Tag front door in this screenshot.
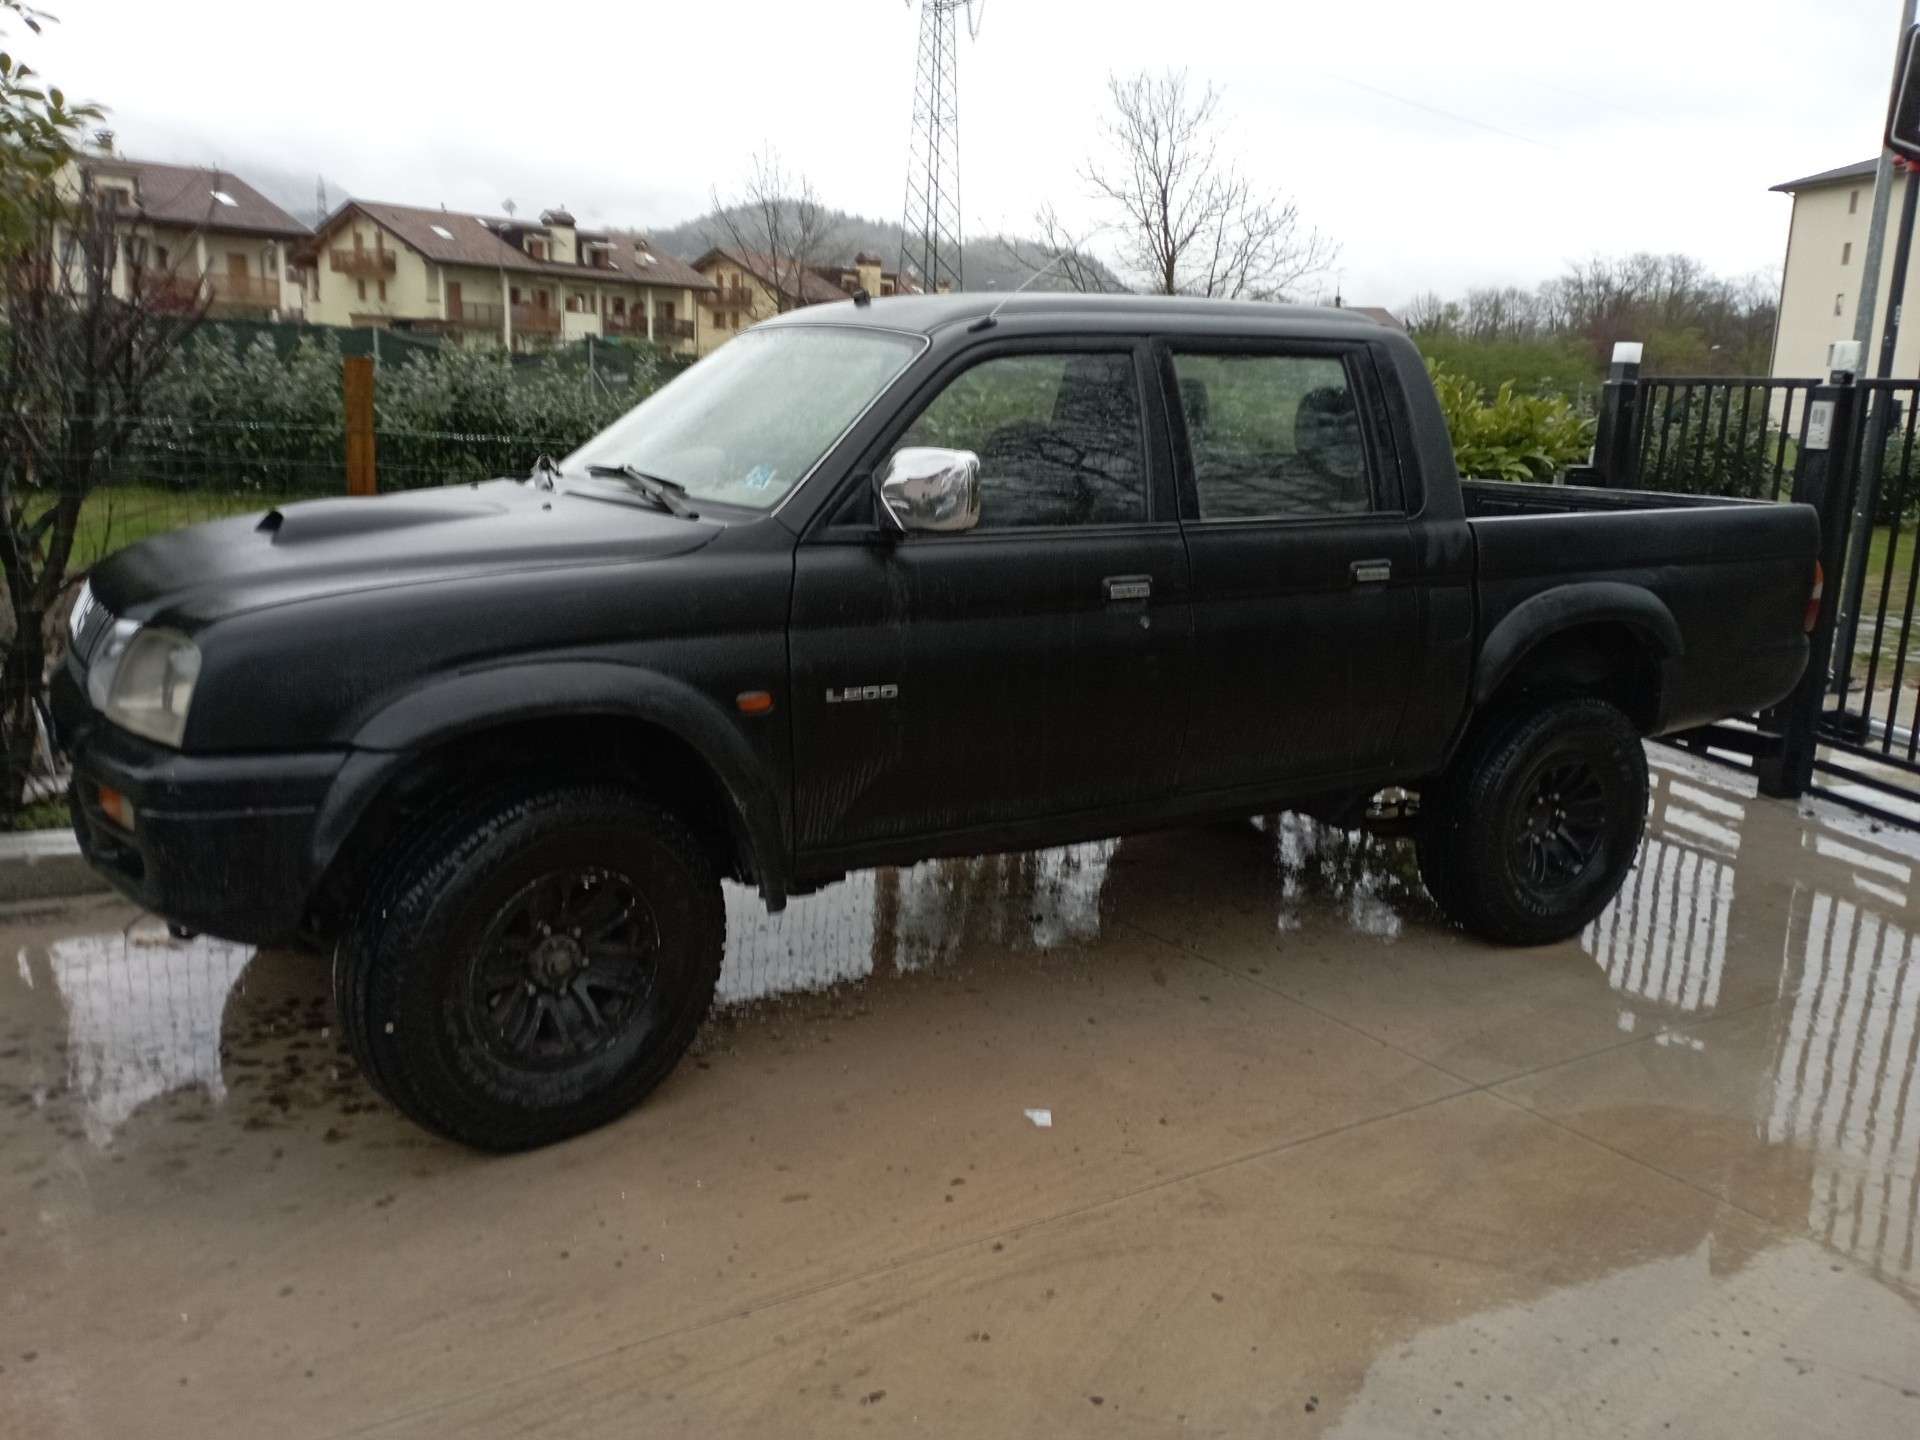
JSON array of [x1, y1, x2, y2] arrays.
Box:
[[789, 341, 1191, 860], [1167, 344, 1420, 793], [445, 279, 463, 323]]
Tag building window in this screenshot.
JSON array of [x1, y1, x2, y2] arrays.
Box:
[[1836, 292, 1846, 317], [1850, 188, 1860, 215], [377, 279, 387, 302], [1843, 241, 1853, 265], [357, 278, 366, 302], [527, 238, 546, 260], [511, 287, 521, 305]]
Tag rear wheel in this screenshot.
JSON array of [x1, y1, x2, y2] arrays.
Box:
[[336, 784, 723, 1151], [1416, 698, 1646, 945]]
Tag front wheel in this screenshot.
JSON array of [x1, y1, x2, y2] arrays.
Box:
[[336, 784, 724, 1151], [1416, 698, 1647, 946]]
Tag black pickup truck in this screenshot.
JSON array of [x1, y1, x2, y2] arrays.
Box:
[[53, 294, 1818, 1149]]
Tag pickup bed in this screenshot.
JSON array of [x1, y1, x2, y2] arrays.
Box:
[[53, 293, 1818, 1149]]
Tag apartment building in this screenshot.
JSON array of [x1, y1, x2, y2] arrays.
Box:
[[1770, 158, 1920, 378], [296, 202, 713, 354], [75, 154, 309, 318], [690, 248, 916, 354]]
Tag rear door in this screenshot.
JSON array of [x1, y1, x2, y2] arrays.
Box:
[[788, 338, 1191, 857], [1165, 341, 1419, 793]]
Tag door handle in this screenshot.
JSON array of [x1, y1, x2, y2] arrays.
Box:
[[1350, 559, 1392, 585], [1104, 575, 1153, 602]]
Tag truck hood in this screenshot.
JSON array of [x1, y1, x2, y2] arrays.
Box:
[[90, 478, 722, 627]]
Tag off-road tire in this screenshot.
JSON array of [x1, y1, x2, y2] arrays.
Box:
[[335, 784, 724, 1151], [1416, 698, 1647, 946]]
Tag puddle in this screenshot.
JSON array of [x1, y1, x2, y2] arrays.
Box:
[[0, 744, 1913, 1290]]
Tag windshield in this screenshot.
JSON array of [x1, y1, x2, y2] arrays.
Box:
[[562, 326, 923, 510]]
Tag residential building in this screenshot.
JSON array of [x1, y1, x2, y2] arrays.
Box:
[[73, 153, 309, 318], [294, 202, 712, 354], [1770, 158, 1920, 379], [690, 248, 916, 354], [1330, 298, 1405, 330]]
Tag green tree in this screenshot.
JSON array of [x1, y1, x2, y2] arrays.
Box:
[[0, 4, 96, 245]]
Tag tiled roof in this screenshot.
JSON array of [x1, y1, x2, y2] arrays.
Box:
[[82, 157, 309, 239], [1345, 305, 1405, 330], [1770, 159, 1878, 194], [313, 200, 713, 290]]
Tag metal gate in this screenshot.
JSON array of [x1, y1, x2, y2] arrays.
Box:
[[1582, 353, 1920, 826]]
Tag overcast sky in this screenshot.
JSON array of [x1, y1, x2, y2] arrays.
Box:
[[27, 0, 1911, 304]]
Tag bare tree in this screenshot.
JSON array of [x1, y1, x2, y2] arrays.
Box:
[[1078, 69, 1336, 300], [1005, 202, 1123, 294], [707, 146, 840, 314], [0, 170, 206, 810]]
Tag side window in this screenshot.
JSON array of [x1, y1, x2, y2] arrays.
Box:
[[892, 352, 1146, 528], [1172, 353, 1373, 520]]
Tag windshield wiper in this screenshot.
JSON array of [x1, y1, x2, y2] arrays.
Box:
[[585, 463, 700, 520]]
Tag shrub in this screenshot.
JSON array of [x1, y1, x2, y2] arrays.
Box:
[[1632, 387, 1787, 501], [123, 333, 667, 497], [1428, 362, 1594, 482]]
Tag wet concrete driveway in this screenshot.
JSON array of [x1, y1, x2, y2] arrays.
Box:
[[2, 748, 1917, 1437]]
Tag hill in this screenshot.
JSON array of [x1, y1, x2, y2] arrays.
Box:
[[645, 207, 1125, 294]]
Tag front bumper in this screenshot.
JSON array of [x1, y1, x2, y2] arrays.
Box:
[[52, 660, 347, 946]]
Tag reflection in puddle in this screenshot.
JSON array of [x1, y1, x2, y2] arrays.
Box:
[[1582, 766, 1741, 1015], [1583, 836, 1733, 1013], [33, 922, 252, 1146], [721, 841, 1116, 1003], [1768, 890, 1920, 1284], [1263, 813, 1422, 939], [6, 743, 1920, 1289]]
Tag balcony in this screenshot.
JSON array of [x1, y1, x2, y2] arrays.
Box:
[[137, 271, 206, 312], [701, 285, 755, 311], [330, 248, 398, 278], [655, 317, 695, 341], [514, 302, 561, 334], [206, 273, 282, 311]]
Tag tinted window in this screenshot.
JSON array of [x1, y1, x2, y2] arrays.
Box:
[[893, 352, 1146, 528], [1173, 353, 1372, 519]]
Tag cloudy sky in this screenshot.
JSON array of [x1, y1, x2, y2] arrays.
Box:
[[26, 0, 1909, 304]]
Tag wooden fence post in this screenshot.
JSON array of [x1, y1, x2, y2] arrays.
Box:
[[343, 354, 376, 496]]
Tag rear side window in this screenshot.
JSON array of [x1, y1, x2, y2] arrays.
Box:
[[1172, 353, 1372, 520], [891, 352, 1146, 528]]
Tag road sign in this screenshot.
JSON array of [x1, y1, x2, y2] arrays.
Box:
[[1889, 25, 1920, 161]]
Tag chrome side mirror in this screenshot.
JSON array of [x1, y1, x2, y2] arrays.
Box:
[[877, 446, 981, 534]]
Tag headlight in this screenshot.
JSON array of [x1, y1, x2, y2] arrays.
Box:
[[68, 579, 97, 645], [89, 623, 201, 747]]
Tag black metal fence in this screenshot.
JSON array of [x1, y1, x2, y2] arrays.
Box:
[[1587, 349, 1920, 826]]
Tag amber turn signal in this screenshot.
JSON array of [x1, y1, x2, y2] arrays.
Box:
[[735, 690, 775, 715], [97, 784, 136, 831]]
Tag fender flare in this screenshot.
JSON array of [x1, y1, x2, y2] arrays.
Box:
[[310, 660, 788, 908], [1472, 582, 1683, 710]]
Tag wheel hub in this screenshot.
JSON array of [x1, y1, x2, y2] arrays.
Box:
[[529, 933, 584, 987], [466, 867, 661, 1072], [1512, 759, 1608, 889]]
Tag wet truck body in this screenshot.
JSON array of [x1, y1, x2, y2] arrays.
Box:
[[51, 293, 1820, 1149]]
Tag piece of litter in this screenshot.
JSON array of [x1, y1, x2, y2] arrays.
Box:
[[1023, 1108, 1053, 1128]]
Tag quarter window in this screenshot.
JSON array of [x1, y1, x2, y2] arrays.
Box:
[[891, 352, 1147, 528], [1172, 353, 1372, 519]]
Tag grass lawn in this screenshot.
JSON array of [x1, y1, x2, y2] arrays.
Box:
[[28, 484, 286, 574], [1847, 524, 1920, 693]]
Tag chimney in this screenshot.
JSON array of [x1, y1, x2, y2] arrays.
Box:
[[854, 251, 885, 298], [541, 206, 578, 265]]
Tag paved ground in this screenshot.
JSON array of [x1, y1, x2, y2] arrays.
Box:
[[2, 748, 1918, 1438]]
